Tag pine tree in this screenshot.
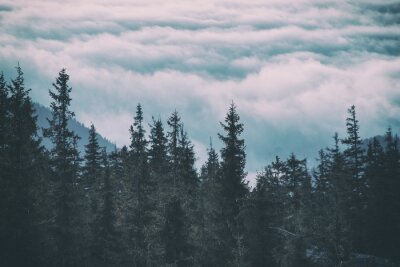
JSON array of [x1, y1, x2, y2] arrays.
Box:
[[109, 147, 130, 265], [4, 65, 42, 266], [43, 68, 84, 267], [163, 112, 197, 266], [314, 149, 330, 195], [177, 126, 198, 203], [0, 72, 8, 152], [84, 124, 102, 194], [325, 133, 352, 265], [162, 195, 190, 267], [167, 110, 182, 193], [376, 129, 400, 263], [148, 117, 169, 265], [342, 105, 364, 181], [149, 117, 169, 199], [364, 137, 384, 258], [281, 153, 311, 267], [217, 102, 248, 266], [97, 148, 120, 267], [0, 65, 47, 267], [266, 156, 292, 265], [311, 149, 331, 256], [127, 104, 152, 266], [177, 126, 199, 260], [244, 162, 285, 267], [197, 140, 222, 267], [0, 72, 9, 258], [83, 123, 104, 265], [341, 105, 366, 252]]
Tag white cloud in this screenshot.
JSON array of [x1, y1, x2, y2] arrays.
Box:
[[0, 0, 399, 174]]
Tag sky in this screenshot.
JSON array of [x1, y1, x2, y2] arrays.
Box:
[[1, 0, 399, 183]]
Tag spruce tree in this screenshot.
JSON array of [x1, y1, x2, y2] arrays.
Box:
[[176, 127, 199, 254], [43, 69, 84, 267], [148, 117, 169, 265], [97, 148, 120, 267], [244, 163, 285, 267], [197, 140, 222, 267], [0, 65, 47, 267], [0, 72, 9, 258], [83, 123, 103, 265], [341, 105, 366, 251], [164, 112, 197, 266], [314, 149, 330, 195], [84, 124, 102, 194], [177, 127, 198, 201], [364, 137, 384, 258], [149, 117, 169, 198], [109, 147, 130, 265], [167, 110, 182, 193], [342, 105, 364, 181], [281, 154, 311, 267], [311, 149, 331, 254], [162, 195, 190, 267], [325, 133, 352, 265], [127, 104, 151, 266], [0, 72, 8, 153], [217, 102, 248, 266], [378, 129, 400, 263]]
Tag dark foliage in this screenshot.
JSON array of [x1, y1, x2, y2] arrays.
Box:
[[0, 66, 399, 267]]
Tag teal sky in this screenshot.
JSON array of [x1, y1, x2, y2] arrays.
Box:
[[1, 0, 399, 183]]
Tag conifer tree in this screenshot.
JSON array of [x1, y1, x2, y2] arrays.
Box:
[[341, 105, 366, 251], [314, 149, 330, 195], [97, 148, 120, 267], [83, 124, 104, 265], [1, 68, 53, 267], [364, 137, 384, 258], [149, 117, 169, 198], [148, 117, 169, 265], [244, 162, 285, 267], [197, 140, 222, 267], [167, 110, 182, 193], [281, 154, 311, 267], [325, 133, 352, 265], [84, 124, 102, 194], [162, 195, 190, 267], [127, 104, 152, 266], [177, 127, 198, 202], [176, 127, 199, 256], [311, 149, 331, 252], [217, 102, 248, 266], [0, 72, 7, 153], [109, 147, 130, 265], [0, 65, 47, 267], [164, 112, 197, 266], [43, 68, 84, 267], [376, 129, 400, 263], [0, 72, 9, 254]]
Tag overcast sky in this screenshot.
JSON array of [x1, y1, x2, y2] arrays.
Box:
[[1, 0, 399, 182]]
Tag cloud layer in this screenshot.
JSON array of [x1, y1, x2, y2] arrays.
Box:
[[1, 0, 399, 181]]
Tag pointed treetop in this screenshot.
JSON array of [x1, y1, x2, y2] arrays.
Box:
[[129, 103, 147, 153], [0, 72, 7, 101], [9, 63, 31, 99]]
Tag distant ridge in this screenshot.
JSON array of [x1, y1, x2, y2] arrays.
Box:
[[34, 103, 117, 154]]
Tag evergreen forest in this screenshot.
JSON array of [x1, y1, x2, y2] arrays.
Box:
[[0, 66, 399, 267]]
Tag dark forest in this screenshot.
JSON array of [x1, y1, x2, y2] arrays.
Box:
[[0, 66, 399, 267]]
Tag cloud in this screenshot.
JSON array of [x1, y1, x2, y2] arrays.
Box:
[[0, 0, 399, 178]]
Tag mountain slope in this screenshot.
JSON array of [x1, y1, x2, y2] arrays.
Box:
[[34, 103, 117, 154]]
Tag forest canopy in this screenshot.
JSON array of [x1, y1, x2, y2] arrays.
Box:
[[0, 66, 399, 267]]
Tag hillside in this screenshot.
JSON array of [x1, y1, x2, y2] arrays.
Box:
[[34, 103, 117, 153]]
